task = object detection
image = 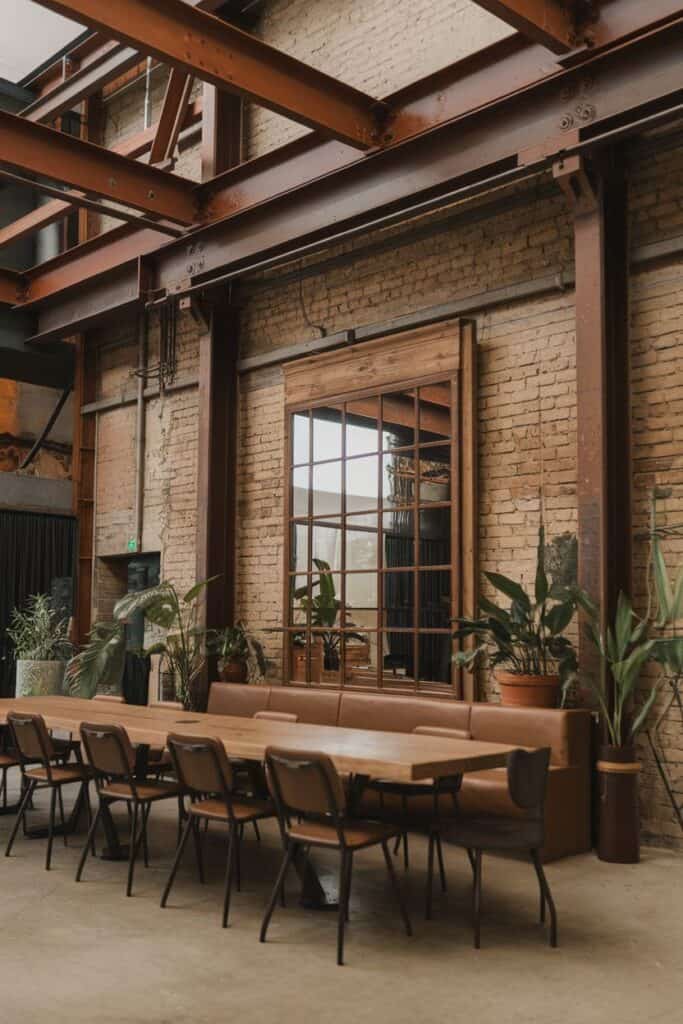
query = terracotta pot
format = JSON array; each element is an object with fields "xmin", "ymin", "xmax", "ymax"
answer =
[
  {"xmin": 495, "ymin": 671, "xmax": 561, "ymax": 708},
  {"xmin": 597, "ymin": 744, "xmax": 640, "ymax": 863},
  {"xmin": 219, "ymin": 659, "xmax": 248, "ymax": 684},
  {"xmin": 15, "ymin": 659, "xmax": 65, "ymax": 697}
]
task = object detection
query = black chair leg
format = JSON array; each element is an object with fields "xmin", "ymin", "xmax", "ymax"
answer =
[
  {"xmin": 57, "ymin": 786, "xmax": 68, "ymax": 847},
  {"xmin": 260, "ymin": 841, "xmax": 296, "ymax": 943},
  {"xmin": 141, "ymin": 804, "xmax": 151, "ymax": 868},
  {"xmin": 45, "ymin": 786, "xmax": 57, "ymax": 871},
  {"xmin": 161, "ymin": 814, "xmax": 193, "ymax": 907},
  {"xmin": 402, "ymin": 832, "xmax": 409, "ymax": 871},
  {"xmin": 126, "ymin": 801, "xmax": 140, "ymax": 897},
  {"xmin": 5, "ymin": 778, "xmax": 36, "ymax": 858},
  {"xmin": 192, "ymin": 816, "xmax": 205, "ymax": 884},
  {"xmin": 473, "ymin": 849, "xmax": 483, "ymax": 949},
  {"xmin": 531, "ymin": 849, "xmax": 558, "ymax": 947},
  {"xmin": 337, "ymin": 849, "xmax": 350, "ymax": 966},
  {"xmin": 82, "ymin": 783, "xmax": 96, "ymax": 856},
  {"xmin": 222, "ymin": 824, "xmax": 237, "ymax": 928},
  {"xmin": 234, "ymin": 827, "xmax": 242, "ymax": 892},
  {"xmin": 425, "ymin": 831, "xmax": 435, "ymax": 920},
  {"xmin": 381, "ymin": 840, "xmax": 412, "ymax": 938},
  {"xmin": 436, "ymin": 833, "xmax": 447, "ymax": 892},
  {"xmin": 393, "ymin": 834, "xmax": 401, "ymax": 856},
  {"xmin": 345, "ymin": 851, "xmax": 353, "ymax": 923},
  {"xmin": 76, "ymin": 804, "xmax": 101, "ymax": 882}
]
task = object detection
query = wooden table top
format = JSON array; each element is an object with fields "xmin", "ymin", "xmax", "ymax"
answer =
[{"xmin": 0, "ymin": 696, "xmax": 517, "ymax": 782}]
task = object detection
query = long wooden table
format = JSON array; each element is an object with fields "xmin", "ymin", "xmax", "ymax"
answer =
[{"xmin": 0, "ymin": 696, "xmax": 518, "ymax": 906}]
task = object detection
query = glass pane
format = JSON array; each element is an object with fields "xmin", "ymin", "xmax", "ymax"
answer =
[
  {"xmin": 382, "ymin": 632, "xmax": 415, "ymax": 681},
  {"xmin": 313, "ymin": 461, "xmax": 342, "ymax": 516},
  {"xmin": 312, "ymin": 519, "xmax": 342, "ymax": 571},
  {"xmin": 417, "ymin": 447, "xmax": 451, "ymax": 503},
  {"xmin": 382, "ymin": 509, "xmax": 414, "ymax": 568},
  {"xmin": 418, "ymin": 382, "xmax": 451, "ymax": 445},
  {"xmin": 346, "ymin": 455, "xmax": 378, "ymax": 513},
  {"xmin": 346, "ymin": 513, "xmax": 378, "ymax": 571},
  {"xmin": 290, "ymin": 523, "xmax": 308, "ymax": 573},
  {"xmin": 419, "ymin": 570, "xmax": 451, "ymax": 628},
  {"xmin": 347, "ymin": 608, "xmax": 378, "ymax": 631},
  {"xmin": 344, "ymin": 632, "xmax": 378, "ymax": 685},
  {"xmin": 289, "ymin": 575, "xmax": 308, "ymax": 625},
  {"xmin": 382, "ymin": 390, "xmax": 416, "ymax": 449},
  {"xmin": 292, "ymin": 412, "xmax": 310, "ymax": 464},
  {"xmin": 384, "ymin": 570, "xmax": 414, "ymax": 628},
  {"xmin": 346, "ymin": 572, "xmax": 378, "ymax": 610},
  {"xmin": 419, "ymin": 507, "xmax": 451, "ymax": 566},
  {"xmin": 346, "ymin": 397, "xmax": 379, "ymax": 457},
  {"xmin": 308, "ymin": 569, "xmax": 342, "ymax": 628},
  {"xmin": 291, "ymin": 465, "xmax": 309, "ymax": 517},
  {"xmin": 383, "ymin": 451, "xmax": 416, "ymax": 508},
  {"xmin": 312, "ymin": 406, "xmax": 342, "ymax": 462},
  {"xmin": 418, "ymin": 633, "xmax": 452, "ymax": 684}
]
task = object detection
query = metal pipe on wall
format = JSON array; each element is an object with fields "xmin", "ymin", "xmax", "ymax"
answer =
[{"xmin": 134, "ymin": 312, "xmax": 147, "ymax": 553}]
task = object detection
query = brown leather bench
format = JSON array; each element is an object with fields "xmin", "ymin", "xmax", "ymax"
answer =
[{"xmin": 207, "ymin": 683, "xmax": 591, "ymax": 861}]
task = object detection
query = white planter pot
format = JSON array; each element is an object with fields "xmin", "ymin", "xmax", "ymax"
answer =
[{"xmin": 15, "ymin": 660, "xmax": 66, "ymax": 698}]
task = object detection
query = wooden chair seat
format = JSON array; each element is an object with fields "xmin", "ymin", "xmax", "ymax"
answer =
[
  {"xmin": 288, "ymin": 818, "xmax": 401, "ymax": 850},
  {"xmin": 0, "ymin": 752, "xmax": 19, "ymax": 769},
  {"xmin": 100, "ymin": 779, "xmax": 180, "ymax": 802},
  {"xmin": 188, "ymin": 796, "xmax": 273, "ymax": 823}
]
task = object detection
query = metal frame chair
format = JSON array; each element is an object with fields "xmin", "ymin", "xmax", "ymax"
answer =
[
  {"xmin": 5, "ymin": 712, "xmax": 92, "ymax": 871},
  {"xmin": 161, "ymin": 733, "xmax": 275, "ymax": 927},
  {"xmin": 261, "ymin": 746, "xmax": 413, "ymax": 966}
]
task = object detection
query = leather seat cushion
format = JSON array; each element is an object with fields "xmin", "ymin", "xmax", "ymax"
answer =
[
  {"xmin": 25, "ymin": 765, "xmax": 88, "ymax": 784},
  {"xmin": 101, "ymin": 780, "xmax": 180, "ymax": 801},
  {"xmin": 288, "ymin": 818, "xmax": 400, "ymax": 849},
  {"xmin": 189, "ymin": 797, "xmax": 273, "ymax": 822}
]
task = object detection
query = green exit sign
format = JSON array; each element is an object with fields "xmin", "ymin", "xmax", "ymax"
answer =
[{"xmin": 127, "ymin": 537, "xmax": 138, "ymax": 553}]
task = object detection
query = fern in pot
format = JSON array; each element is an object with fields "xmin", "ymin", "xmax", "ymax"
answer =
[
  {"xmin": 7, "ymin": 594, "xmax": 73, "ymax": 697},
  {"xmin": 452, "ymin": 528, "xmax": 580, "ymax": 707}
]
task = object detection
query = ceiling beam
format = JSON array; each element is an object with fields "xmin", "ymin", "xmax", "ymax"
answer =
[
  {"xmin": 21, "ymin": 1, "xmax": 228, "ymax": 124},
  {"xmin": 0, "ymin": 268, "xmax": 22, "ymax": 305},
  {"xmin": 150, "ymin": 69, "xmax": 194, "ymax": 165},
  {"xmin": 0, "ymin": 108, "xmax": 197, "ymax": 224},
  {"xmin": 472, "ymin": 1, "xmax": 579, "ymax": 53},
  {"xmin": 0, "ymin": 99, "xmax": 203, "ymax": 251},
  {"xmin": 34, "ymin": 0, "xmax": 387, "ymax": 149}
]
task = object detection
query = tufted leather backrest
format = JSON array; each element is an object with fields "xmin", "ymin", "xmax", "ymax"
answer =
[
  {"xmin": 267, "ymin": 687, "xmax": 341, "ymax": 726},
  {"xmin": 469, "ymin": 704, "xmax": 590, "ymax": 767},
  {"xmin": 207, "ymin": 684, "xmax": 269, "ymax": 717}
]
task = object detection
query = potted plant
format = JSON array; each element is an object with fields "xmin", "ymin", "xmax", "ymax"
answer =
[
  {"xmin": 452, "ymin": 527, "xmax": 579, "ymax": 707},
  {"xmin": 575, "ymin": 589, "xmax": 661, "ymax": 863},
  {"xmin": 209, "ymin": 623, "xmax": 269, "ymax": 684},
  {"xmin": 7, "ymin": 593, "xmax": 73, "ymax": 697},
  {"xmin": 293, "ymin": 559, "xmax": 366, "ymax": 681},
  {"xmin": 66, "ymin": 578, "xmax": 216, "ymax": 711}
]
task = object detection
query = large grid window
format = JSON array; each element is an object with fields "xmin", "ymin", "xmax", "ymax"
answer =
[{"xmin": 285, "ymin": 377, "xmax": 458, "ymax": 694}]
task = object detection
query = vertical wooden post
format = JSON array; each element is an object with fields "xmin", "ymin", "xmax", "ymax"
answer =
[
  {"xmin": 459, "ymin": 319, "xmax": 478, "ymax": 701},
  {"xmin": 557, "ymin": 152, "xmax": 631, "ymax": 688},
  {"xmin": 71, "ymin": 339, "xmax": 96, "ymax": 644}
]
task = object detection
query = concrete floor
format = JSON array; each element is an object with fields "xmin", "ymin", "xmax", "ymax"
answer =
[{"xmin": 0, "ymin": 774, "xmax": 681, "ymax": 1024}]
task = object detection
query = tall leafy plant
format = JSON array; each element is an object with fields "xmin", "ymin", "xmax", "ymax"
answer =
[
  {"xmin": 7, "ymin": 594, "xmax": 72, "ymax": 661},
  {"xmin": 650, "ymin": 535, "xmax": 683, "ymax": 680},
  {"xmin": 293, "ymin": 559, "xmax": 365, "ymax": 670},
  {"xmin": 66, "ymin": 578, "xmax": 216, "ymax": 710},
  {"xmin": 575, "ymin": 589, "xmax": 658, "ymax": 748},
  {"xmin": 452, "ymin": 527, "xmax": 579, "ymax": 695}
]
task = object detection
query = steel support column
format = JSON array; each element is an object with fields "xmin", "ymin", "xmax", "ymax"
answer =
[{"xmin": 558, "ymin": 152, "xmax": 631, "ymax": 683}]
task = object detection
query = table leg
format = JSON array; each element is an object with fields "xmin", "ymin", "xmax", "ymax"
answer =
[{"xmin": 294, "ymin": 845, "xmax": 339, "ymax": 911}]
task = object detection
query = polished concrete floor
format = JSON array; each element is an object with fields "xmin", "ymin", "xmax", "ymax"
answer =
[{"xmin": 0, "ymin": 775, "xmax": 680, "ymax": 1024}]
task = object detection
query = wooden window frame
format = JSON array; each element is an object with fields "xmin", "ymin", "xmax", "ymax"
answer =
[{"xmin": 282, "ymin": 318, "xmax": 477, "ymax": 699}]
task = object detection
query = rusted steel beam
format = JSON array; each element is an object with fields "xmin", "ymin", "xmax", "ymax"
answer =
[
  {"xmin": 35, "ymin": 0, "xmax": 386, "ymax": 149},
  {"xmin": 21, "ymin": 1, "xmax": 227, "ymax": 124},
  {"xmin": 472, "ymin": 1, "xmax": 579, "ymax": 53},
  {"xmin": 150, "ymin": 69, "xmax": 194, "ymax": 165},
  {"xmin": 0, "ymin": 267, "xmax": 22, "ymax": 305},
  {"xmin": 0, "ymin": 108, "xmax": 197, "ymax": 224},
  {"xmin": 21, "ymin": 14, "xmax": 683, "ymax": 337}
]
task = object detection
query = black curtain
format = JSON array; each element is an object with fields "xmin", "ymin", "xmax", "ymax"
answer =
[{"xmin": 0, "ymin": 510, "xmax": 77, "ymax": 697}]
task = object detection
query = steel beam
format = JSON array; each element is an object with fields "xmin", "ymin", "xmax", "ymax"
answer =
[
  {"xmin": 0, "ymin": 268, "xmax": 22, "ymax": 305},
  {"xmin": 149, "ymin": 69, "xmax": 194, "ymax": 165},
  {"xmin": 35, "ymin": 0, "xmax": 387, "ymax": 149},
  {"xmin": 21, "ymin": 1, "xmax": 228, "ymax": 124},
  {"xmin": 0, "ymin": 100, "xmax": 203, "ymax": 251},
  {"xmin": 20, "ymin": 14, "xmax": 683, "ymax": 338},
  {"xmin": 472, "ymin": 1, "xmax": 579, "ymax": 53},
  {"xmin": 0, "ymin": 108, "xmax": 197, "ymax": 224}
]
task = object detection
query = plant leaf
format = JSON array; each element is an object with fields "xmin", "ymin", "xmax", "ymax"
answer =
[
  {"xmin": 183, "ymin": 575, "xmax": 221, "ymax": 604},
  {"xmin": 484, "ymin": 571, "xmax": 531, "ymax": 612},
  {"xmin": 652, "ymin": 537, "xmax": 673, "ymax": 626},
  {"xmin": 628, "ymin": 682, "xmax": 661, "ymax": 742},
  {"xmin": 535, "ymin": 525, "xmax": 548, "ymax": 605},
  {"xmin": 615, "ymin": 592, "xmax": 634, "ymax": 660},
  {"xmin": 544, "ymin": 601, "xmax": 574, "ymax": 635}
]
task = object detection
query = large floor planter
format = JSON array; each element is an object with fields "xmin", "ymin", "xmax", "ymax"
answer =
[
  {"xmin": 597, "ymin": 744, "xmax": 640, "ymax": 863},
  {"xmin": 219, "ymin": 659, "xmax": 248, "ymax": 684},
  {"xmin": 495, "ymin": 671, "xmax": 561, "ymax": 708},
  {"xmin": 15, "ymin": 659, "xmax": 65, "ymax": 697}
]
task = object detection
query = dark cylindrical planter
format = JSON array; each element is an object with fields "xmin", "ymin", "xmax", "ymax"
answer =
[
  {"xmin": 597, "ymin": 744, "xmax": 640, "ymax": 864},
  {"xmin": 219, "ymin": 659, "xmax": 248, "ymax": 684}
]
